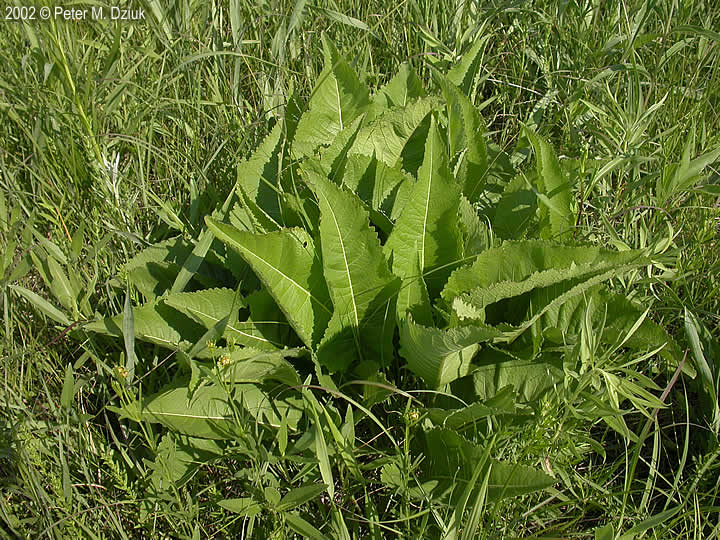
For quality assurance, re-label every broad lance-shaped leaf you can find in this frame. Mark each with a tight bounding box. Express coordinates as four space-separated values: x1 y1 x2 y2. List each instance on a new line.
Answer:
383 427 554 503
454 263 649 342
455 349 566 402
304 165 400 370
435 77 488 201
206 220 332 348
422 428 554 502
237 120 284 220
318 115 364 183
116 381 303 440
400 315 500 388
368 62 426 118
384 116 462 295
492 173 538 240
349 96 441 167
149 433 224 491
124 237 193 298
447 31 491 96
293 36 370 157
167 121 284 294
84 298 203 350
442 240 644 305
458 195 490 257
216 347 304 387
342 154 414 227
525 129 574 240
395 247 432 326
454 256 645 323
163 288 287 351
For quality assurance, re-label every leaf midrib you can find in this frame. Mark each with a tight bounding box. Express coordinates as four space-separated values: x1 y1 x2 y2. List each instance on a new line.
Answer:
320 190 359 328
214 228 332 317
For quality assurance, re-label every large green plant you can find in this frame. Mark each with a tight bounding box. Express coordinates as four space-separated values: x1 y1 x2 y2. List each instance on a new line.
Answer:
66 36 690 534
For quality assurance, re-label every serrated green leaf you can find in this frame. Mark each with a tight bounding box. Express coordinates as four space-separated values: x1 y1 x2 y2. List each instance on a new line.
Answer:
399 315 500 388
171 180 243 294
237 120 285 218
206 220 332 347
447 31 491 95
525 129 574 240
342 154 414 225
163 287 285 351
395 247 433 326
217 347 304 387
435 76 488 199
305 167 400 370
443 240 643 307
84 298 203 350
124 237 194 299
349 96 441 167
119 381 303 439
384 116 462 295
236 185 281 234
370 63 426 115
318 115 365 183
458 195 489 257
293 36 370 157
456 261 648 345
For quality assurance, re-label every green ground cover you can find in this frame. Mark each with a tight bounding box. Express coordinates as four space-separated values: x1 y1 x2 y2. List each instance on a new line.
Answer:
1 1 719 537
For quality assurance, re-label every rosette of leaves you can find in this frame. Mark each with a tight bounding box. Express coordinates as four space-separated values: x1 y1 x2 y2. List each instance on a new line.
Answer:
80 36 690 522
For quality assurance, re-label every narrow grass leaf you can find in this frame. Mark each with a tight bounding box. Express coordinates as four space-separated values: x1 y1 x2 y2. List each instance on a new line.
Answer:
10 284 72 326
285 512 328 540
122 286 137 381
60 363 74 411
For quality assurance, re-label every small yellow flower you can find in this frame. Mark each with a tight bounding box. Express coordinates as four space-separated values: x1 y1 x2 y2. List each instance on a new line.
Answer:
115 365 129 379
218 355 232 367
206 340 216 351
